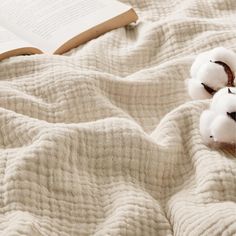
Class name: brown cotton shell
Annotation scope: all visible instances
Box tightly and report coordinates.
[214,61,235,87]
[201,82,216,95]
[227,112,236,122]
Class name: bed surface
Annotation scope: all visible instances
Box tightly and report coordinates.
[0,0,235,235]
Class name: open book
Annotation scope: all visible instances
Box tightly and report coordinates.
[0,0,138,61]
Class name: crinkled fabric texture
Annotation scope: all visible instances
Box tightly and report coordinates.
[0,0,236,235]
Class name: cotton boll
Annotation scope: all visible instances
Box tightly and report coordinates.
[210,88,226,111]
[199,83,236,145]
[187,78,212,100]
[196,62,228,90]
[212,95,236,115]
[190,51,211,78]
[189,47,236,100]
[191,47,236,79]
[211,88,236,114]
[211,47,236,73]
[199,110,215,144]
[210,87,236,107]
[211,87,231,100]
[211,114,236,144]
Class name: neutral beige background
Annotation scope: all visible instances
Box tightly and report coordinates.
[0,0,235,235]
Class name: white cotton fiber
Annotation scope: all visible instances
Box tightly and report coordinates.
[190,50,211,78]
[196,62,228,90]
[212,95,236,115]
[211,115,236,144]
[188,47,236,100]
[211,47,236,73]
[190,47,236,78]
[200,87,236,145]
[186,79,212,100]
[211,86,231,100]
[199,110,215,144]
[210,87,236,107]
[211,87,236,114]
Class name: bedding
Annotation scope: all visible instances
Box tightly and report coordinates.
[0,0,236,235]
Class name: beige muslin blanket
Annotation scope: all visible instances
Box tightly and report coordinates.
[0,0,235,235]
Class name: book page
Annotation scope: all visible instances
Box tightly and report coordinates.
[0,25,41,60]
[0,26,34,54]
[0,0,133,54]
